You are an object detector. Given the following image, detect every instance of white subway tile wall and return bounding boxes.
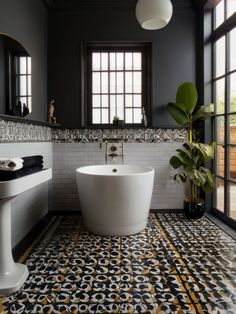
[53,143,185,211]
[0,142,53,247]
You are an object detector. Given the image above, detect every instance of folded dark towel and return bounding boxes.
[0,165,43,181]
[22,156,43,168]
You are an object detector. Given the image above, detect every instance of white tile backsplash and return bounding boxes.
[52,142,185,211]
[0,142,53,247]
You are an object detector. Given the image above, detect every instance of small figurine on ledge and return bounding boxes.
[10,101,22,117]
[141,107,148,127]
[23,103,29,117]
[47,98,57,123]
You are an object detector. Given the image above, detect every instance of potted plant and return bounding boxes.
[167,82,215,219]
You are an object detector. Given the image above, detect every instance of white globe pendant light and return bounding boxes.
[136,0,173,30]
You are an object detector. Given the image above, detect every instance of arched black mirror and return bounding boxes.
[0,33,31,117]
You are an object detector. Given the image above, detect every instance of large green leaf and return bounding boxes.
[193,169,206,186]
[194,142,216,161]
[176,147,192,159]
[169,156,184,169]
[176,82,198,114]
[167,103,189,126]
[192,106,213,122]
[172,102,188,113]
[200,167,214,192]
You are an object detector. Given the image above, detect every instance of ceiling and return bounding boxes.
[44,0,209,9]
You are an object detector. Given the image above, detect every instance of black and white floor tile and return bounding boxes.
[1,213,236,314]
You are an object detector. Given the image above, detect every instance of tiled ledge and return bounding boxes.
[0,114,60,128]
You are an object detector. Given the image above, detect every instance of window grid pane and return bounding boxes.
[92,51,143,124]
[215,79,225,114]
[229,146,236,180]
[230,114,236,144]
[216,144,225,177]
[230,28,236,71]
[230,73,236,113]
[229,182,236,220]
[13,56,32,114]
[227,0,236,19]
[215,0,225,29]
[215,36,226,78]
[215,116,225,144]
[215,177,225,212]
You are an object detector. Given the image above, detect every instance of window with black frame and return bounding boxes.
[10,54,31,117]
[212,0,236,220]
[83,43,151,127]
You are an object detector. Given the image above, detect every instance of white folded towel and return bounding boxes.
[0,158,24,171]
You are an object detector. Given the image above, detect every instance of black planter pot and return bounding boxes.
[184,199,205,219]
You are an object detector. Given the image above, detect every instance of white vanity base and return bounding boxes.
[0,263,29,296]
[0,169,52,296]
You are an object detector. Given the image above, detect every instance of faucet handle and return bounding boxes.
[108,153,118,158]
[110,145,117,152]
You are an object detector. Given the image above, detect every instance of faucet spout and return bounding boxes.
[108,153,118,163]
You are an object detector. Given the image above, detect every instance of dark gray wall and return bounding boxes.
[48,1,197,128]
[0,39,6,114]
[0,0,48,121]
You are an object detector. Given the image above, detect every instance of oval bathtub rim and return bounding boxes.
[75,164,155,177]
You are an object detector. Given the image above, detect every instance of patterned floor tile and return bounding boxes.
[1,213,236,313]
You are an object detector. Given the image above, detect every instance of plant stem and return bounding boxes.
[189,120,193,144]
[189,119,195,202]
[191,182,198,203]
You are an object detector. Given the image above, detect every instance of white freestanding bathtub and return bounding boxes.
[76,165,154,236]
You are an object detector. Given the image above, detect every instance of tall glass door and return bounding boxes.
[213,0,236,224]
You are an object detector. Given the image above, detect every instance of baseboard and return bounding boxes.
[49,210,82,216]
[50,209,184,215]
[150,208,184,213]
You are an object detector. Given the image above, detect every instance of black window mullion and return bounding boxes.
[99,53,102,124]
[132,53,134,123]
[225,28,231,216]
[16,58,19,100]
[26,59,28,108]
[115,53,117,118]
[123,53,125,123]
[108,53,110,123]
[223,71,228,216]
[213,69,236,82]
[124,55,126,123]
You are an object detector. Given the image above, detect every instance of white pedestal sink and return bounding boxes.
[0,168,52,296]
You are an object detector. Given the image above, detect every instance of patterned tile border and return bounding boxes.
[0,119,188,144]
[0,120,52,143]
[52,128,188,143]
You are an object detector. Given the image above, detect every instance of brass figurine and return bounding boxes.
[47,99,56,123]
